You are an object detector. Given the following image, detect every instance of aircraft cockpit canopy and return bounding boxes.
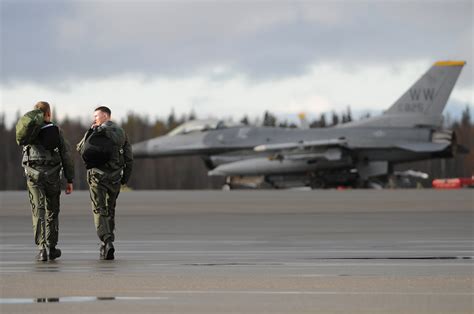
[167,119,239,136]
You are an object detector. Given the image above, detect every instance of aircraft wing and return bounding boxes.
[254,138,347,152]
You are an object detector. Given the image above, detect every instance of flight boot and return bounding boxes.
[100,240,115,260]
[48,246,61,260]
[99,242,105,260]
[36,248,47,262]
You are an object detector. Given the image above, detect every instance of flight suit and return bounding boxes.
[77,121,133,244]
[23,125,74,250]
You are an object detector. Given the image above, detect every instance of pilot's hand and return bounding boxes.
[91,120,101,129]
[65,183,73,195]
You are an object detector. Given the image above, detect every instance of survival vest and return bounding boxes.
[22,144,61,165]
[21,123,61,166]
[81,128,115,169]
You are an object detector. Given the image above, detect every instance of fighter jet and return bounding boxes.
[133,61,467,189]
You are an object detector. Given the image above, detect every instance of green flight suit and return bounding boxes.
[22,119,75,250]
[77,121,133,243]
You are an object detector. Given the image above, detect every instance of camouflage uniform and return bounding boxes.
[22,118,74,250]
[77,121,133,244]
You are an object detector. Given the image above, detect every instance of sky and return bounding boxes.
[1,0,473,127]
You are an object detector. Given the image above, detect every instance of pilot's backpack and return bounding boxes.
[15,109,44,145]
[81,128,115,169]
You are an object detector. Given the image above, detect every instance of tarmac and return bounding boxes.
[0,189,473,313]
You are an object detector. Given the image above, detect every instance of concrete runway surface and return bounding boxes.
[0,190,473,313]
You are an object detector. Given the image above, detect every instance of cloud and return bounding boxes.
[1,0,472,86]
[1,0,472,129]
[2,60,471,128]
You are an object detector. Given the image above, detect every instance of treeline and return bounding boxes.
[0,107,472,190]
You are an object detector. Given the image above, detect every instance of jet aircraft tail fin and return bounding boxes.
[385,61,465,118]
[341,61,465,128]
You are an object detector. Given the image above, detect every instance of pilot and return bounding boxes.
[17,101,75,261]
[77,106,133,260]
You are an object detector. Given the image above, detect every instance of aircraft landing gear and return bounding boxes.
[309,177,325,189]
[308,172,325,189]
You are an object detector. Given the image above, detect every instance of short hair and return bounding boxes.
[35,101,51,114]
[94,106,111,116]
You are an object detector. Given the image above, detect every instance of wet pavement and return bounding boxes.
[1,190,473,313]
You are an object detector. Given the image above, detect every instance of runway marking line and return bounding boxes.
[146,290,474,296]
[0,296,169,304]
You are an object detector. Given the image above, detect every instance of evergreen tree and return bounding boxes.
[346,106,352,123]
[188,109,196,121]
[310,113,327,128]
[1,108,473,190]
[152,119,168,137]
[331,111,339,126]
[263,111,277,127]
[240,115,249,125]
[278,121,288,128]
[320,113,327,127]
[167,109,178,130]
[461,105,471,127]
